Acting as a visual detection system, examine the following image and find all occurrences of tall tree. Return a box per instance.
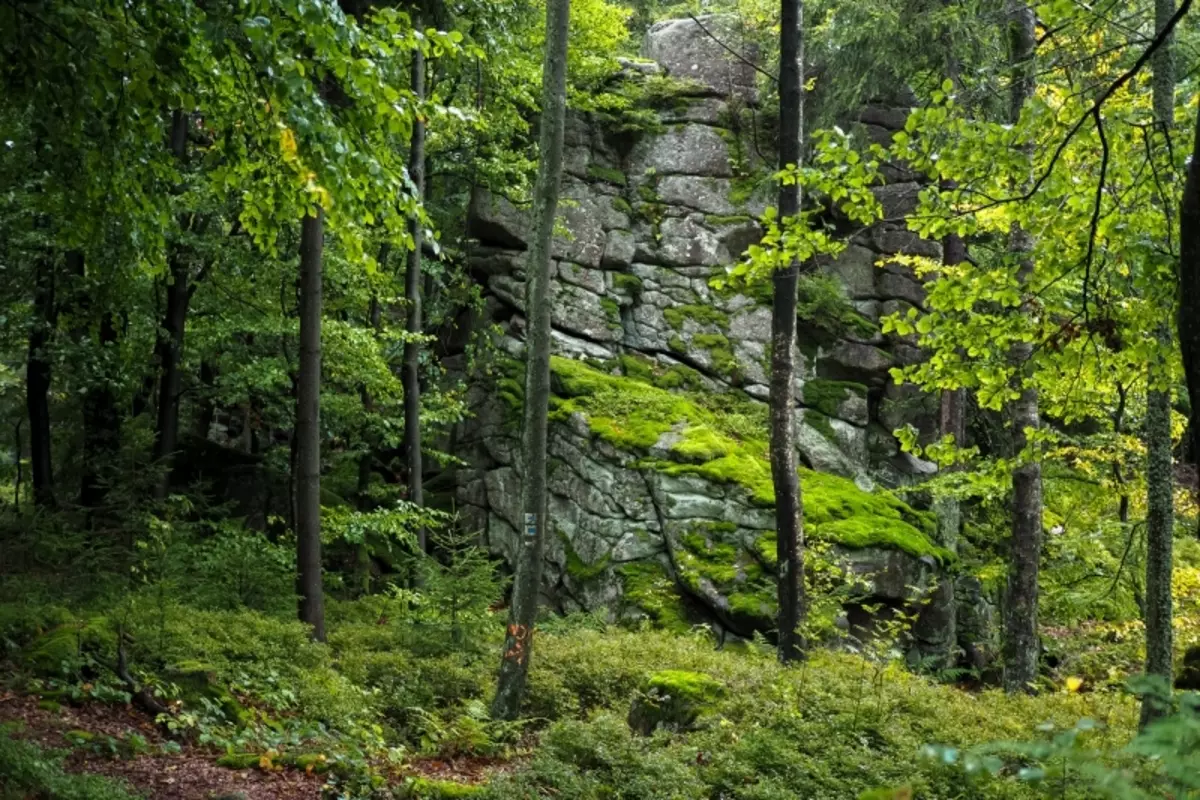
[1142,0,1177,729]
[296,208,327,642]
[405,37,427,552]
[26,257,56,509]
[153,110,198,498]
[491,0,570,721]
[1002,0,1042,693]
[772,0,807,665]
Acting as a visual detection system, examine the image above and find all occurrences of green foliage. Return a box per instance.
[0,728,142,800]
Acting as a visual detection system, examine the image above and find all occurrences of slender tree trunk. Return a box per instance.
[1002,0,1042,693]
[1142,0,1177,729]
[195,360,217,440]
[772,0,806,665]
[80,285,120,513]
[356,250,386,597]
[404,40,427,551]
[296,209,326,642]
[491,0,570,721]
[1180,86,1200,522]
[27,258,56,509]
[926,235,967,668]
[153,110,196,498]
[153,259,191,497]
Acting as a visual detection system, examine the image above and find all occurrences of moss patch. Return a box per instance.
[663,304,730,332]
[546,357,943,561]
[620,561,691,634]
[587,164,627,187]
[803,379,867,419]
[612,272,643,295]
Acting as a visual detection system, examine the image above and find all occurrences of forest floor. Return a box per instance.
[0,691,505,799]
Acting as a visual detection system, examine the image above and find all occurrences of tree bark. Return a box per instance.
[77,244,119,514]
[296,209,326,642]
[153,110,197,498]
[26,257,56,508]
[927,231,968,669]
[1181,80,1200,522]
[1142,0,1176,729]
[491,0,570,721]
[1002,0,1042,694]
[772,0,806,666]
[404,39,427,551]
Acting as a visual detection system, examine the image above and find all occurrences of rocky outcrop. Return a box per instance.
[454,16,966,649]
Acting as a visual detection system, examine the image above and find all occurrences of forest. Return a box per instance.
[4,0,1200,797]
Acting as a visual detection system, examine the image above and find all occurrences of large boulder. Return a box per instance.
[642,15,758,104]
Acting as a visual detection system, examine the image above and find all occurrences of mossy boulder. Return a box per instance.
[628,669,724,735]
[164,663,249,724]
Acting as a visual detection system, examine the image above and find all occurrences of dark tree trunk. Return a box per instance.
[195,360,217,440]
[1181,84,1200,522]
[296,209,326,642]
[152,257,192,497]
[492,0,570,721]
[1002,0,1042,693]
[26,257,56,508]
[404,40,427,551]
[1142,0,1177,729]
[80,309,120,511]
[153,110,197,498]
[771,0,806,666]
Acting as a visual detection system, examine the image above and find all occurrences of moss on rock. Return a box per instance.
[662,304,730,332]
[628,669,724,735]
[546,357,944,561]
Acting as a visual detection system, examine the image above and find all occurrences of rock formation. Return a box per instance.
[453,15,990,656]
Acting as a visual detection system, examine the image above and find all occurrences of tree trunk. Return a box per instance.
[356,250,386,597]
[1181,87,1200,522]
[491,0,570,721]
[296,209,326,642]
[772,0,806,666]
[26,257,56,508]
[1002,0,1042,694]
[80,271,120,514]
[152,257,191,497]
[195,360,217,440]
[153,110,196,498]
[404,40,427,551]
[1142,0,1176,729]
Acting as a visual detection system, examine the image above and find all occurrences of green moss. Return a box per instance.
[637,184,660,203]
[617,353,657,384]
[404,778,485,798]
[599,296,622,324]
[703,214,754,227]
[620,561,691,634]
[546,357,941,561]
[803,379,867,418]
[629,669,725,734]
[612,272,643,295]
[662,304,730,332]
[217,752,260,769]
[645,669,724,702]
[804,409,837,442]
[611,196,634,216]
[587,164,627,187]
[656,364,705,391]
[667,334,686,353]
[560,529,612,582]
[693,333,740,379]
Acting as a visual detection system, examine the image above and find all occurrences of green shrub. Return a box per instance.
[0,729,142,800]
